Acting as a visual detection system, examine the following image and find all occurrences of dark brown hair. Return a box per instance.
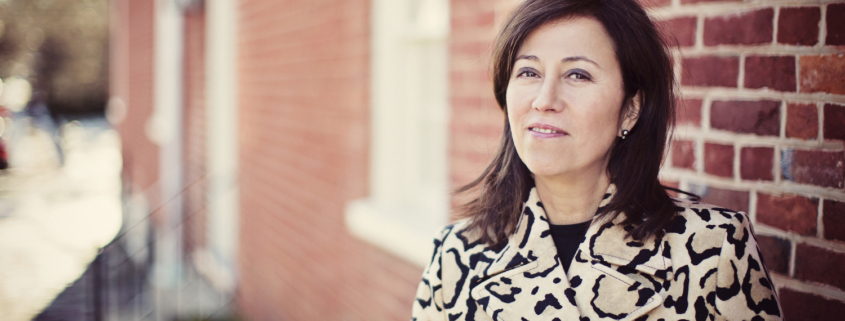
[457,0,678,247]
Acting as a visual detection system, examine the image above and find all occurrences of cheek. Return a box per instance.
[505,86,531,121]
[578,116,615,151]
[577,91,625,134]
[505,86,516,115]
[578,109,624,157]
[505,87,521,132]
[587,110,621,135]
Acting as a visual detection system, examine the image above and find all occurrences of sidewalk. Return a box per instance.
[0,118,123,321]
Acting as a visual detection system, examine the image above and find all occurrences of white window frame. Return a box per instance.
[203,0,239,291]
[345,0,450,267]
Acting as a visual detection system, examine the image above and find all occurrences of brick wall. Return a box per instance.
[449,0,520,198]
[655,1,845,318]
[236,1,420,320]
[182,6,207,255]
[112,0,159,196]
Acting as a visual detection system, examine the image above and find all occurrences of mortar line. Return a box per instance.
[788,238,797,277]
[772,5,780,46]
[818,197,824,239]
[795,52,801,94]
[733,142,741,183]
[749,189,758,223]
[819,4,827,47]
[738,53,745,89]
[817,102,824,145]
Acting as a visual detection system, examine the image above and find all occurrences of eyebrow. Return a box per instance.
[515,54,602,69]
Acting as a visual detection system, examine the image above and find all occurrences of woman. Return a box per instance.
[411,0,782,320]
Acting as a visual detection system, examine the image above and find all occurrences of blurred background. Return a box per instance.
[0,0,843,320]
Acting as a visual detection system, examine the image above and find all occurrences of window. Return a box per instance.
[345,0,450,267]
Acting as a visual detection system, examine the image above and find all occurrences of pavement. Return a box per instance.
[0,116,123,321]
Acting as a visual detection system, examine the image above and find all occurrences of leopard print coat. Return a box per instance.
[411,186,782,321]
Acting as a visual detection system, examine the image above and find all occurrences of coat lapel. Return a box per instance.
[470,185,673,321]
[570,205,671,321]
[470,187,578,320]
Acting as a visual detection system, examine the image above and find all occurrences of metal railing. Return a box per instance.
[34,175,236,321]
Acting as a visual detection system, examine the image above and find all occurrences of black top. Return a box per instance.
[549,220,591,273]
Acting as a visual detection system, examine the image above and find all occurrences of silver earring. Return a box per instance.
[621,129,629,140]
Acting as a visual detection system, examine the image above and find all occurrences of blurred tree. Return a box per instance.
[0,0,108,115]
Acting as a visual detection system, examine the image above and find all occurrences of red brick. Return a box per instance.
[780,288,845,321]
[786,103,818,139]
[662,180,679,197]
[681,0,737,4]
[704,143,734,178]
[681,56,739,87]
[116,0,159,191]
[826,3,845,46]
[704,9,774,46]
[671,140,695,170]
[824,103,845,142]
[824,199,845,242]
[678,99,702,127]
[800,55,845,95]
[744,55,796,92]
[659,17,696,47]
[757,193,818,235]
[637,0,671,7]
[740,147,774,181]
[699,185,749,213]
[710,100,780,136]
[795,244,845,291]
[783,149,845,189]
[450,40,492,57]
[755,235,789,275]
[777,7,821,46]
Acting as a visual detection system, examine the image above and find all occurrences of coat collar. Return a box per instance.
[470,185,673,320]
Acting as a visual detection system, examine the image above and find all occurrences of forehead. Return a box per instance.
[516,16,617,63]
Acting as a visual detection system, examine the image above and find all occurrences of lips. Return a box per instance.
[528,123,567,136]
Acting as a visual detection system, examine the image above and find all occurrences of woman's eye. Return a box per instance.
[566,71,590,80]
[516,68,539,78]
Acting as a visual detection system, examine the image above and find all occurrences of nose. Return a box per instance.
[531,76,563,112]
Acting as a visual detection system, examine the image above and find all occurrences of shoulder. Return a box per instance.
[672,197,748,225]
[432,218,491,257]
[424,218,500,283]
[665,198,752,250]
[669,201,782,318]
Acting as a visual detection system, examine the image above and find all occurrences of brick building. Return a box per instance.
[110,0,845,320]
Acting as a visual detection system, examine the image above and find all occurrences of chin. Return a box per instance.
[522,160,567,178]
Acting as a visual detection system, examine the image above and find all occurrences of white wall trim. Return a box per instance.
[205,0,240,284]
[346,200,436,267]
[152,0,185,287]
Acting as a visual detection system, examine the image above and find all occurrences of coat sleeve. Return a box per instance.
[411,227,449,321]
[713,212,783,320]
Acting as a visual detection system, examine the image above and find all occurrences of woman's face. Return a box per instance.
[506,16,637,181]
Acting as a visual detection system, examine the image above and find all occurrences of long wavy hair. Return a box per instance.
[456,0,678,247]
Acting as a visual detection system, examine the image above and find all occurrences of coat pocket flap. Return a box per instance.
[588,262,664,321]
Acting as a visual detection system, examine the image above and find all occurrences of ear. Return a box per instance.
[619,92,641,136]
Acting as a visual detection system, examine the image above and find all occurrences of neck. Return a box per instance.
[534,169,610,225]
